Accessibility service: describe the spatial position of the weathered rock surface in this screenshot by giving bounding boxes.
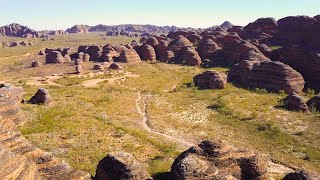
[66,25,90,33]
[171,140,269,180]
[197,38,220,59]
[29,88,52,105]
[141,44,156,61]
[0,84,90,180]
[181,47,202,66]
[0,23,40,37]
[159,50,175,63]
[271,45,320,90]
[46,51,65,64]
[243,18,278,36]
[194,70,227,90]
[117,49,141,63]
[281,93,309,112]
[228,60,305,94]
[87,46,103,61]
[95,152,150,180]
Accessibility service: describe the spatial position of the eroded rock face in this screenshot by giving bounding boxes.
[243,18,278,36]
[45,51,65,64]
[0,23,40,37]
[228,60,305,94]
[29,88,52,105]
[171,140,269,180]
[221,34,268,65]
[281,93,309,112]
[197,38,220,59]
[95,152,150,180]
[141,44,156,61]
[66,25,90,33]
[159,50,175,63]
[276,16,320,49]
[87,45,103,61]
[194,71,227,90]
[117,49,141,63]
[181,47,202,66]
[271,45,320,90]
[168,35,194,62]
[306,95,320,112]
[0,84,90,180]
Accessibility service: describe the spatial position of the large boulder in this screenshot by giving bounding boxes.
[29,88,52,105]
[159,50,175,63]
[86,45,103,61]
[171,140,269,180]
[228,60,305,94]
[281,93,309,112]
[117,49,141,63]
[145,37,159,47]
[62,47,76,56]
[75,65,83,74]
[168,35,194,62]
[243,18,278,36]
[197,38,220,59]
[194,70,227,90]
[306,94,320,112]
[271,45,320,90]
[95,152,150,180]
[181,47,202,66]
[283,170,318,180]
[141,44,156,61]
[276,16,320,48]
[221,34,269,65]
[46,51,65,64]
[109,63,122,70]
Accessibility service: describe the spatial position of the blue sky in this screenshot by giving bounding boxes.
[0,0,319,30]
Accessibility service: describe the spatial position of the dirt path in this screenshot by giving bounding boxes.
[135,91,195,149]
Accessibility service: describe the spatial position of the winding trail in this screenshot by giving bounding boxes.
[117,78,195,150]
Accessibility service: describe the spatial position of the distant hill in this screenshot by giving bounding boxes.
[0,23,40,38]
[220,21,234,29]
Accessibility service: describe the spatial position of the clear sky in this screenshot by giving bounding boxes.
[0,0,319,30]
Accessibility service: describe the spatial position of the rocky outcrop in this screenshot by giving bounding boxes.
[281,93,309,112]
[243,18,278,36]
[95,152,150,180]
[171,140,269,180]
[86,46,103,61]
[221,34,269,65]
[306,95,320,112]
[0,23,40,37]
[271,45,320,90]
[283,170,318,180]
[141,44,156,61]
[194,70,227,90]
[181,47,202,66]
[159,50,175,63]
[228,60,305,94]
[66,25,90,34]
[168,35,194,56]
[29,88,52,105]
[0,84,90,180]
[45,51,65,64]
[276,16,320,49]
[197,38,220,59]
[117,49,141,63]
[93,64,105,71]
[220,21,234,29]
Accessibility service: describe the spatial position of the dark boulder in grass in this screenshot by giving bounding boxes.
[29,88,52,105]
[95,152,150,180]
[194,70,227,90]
